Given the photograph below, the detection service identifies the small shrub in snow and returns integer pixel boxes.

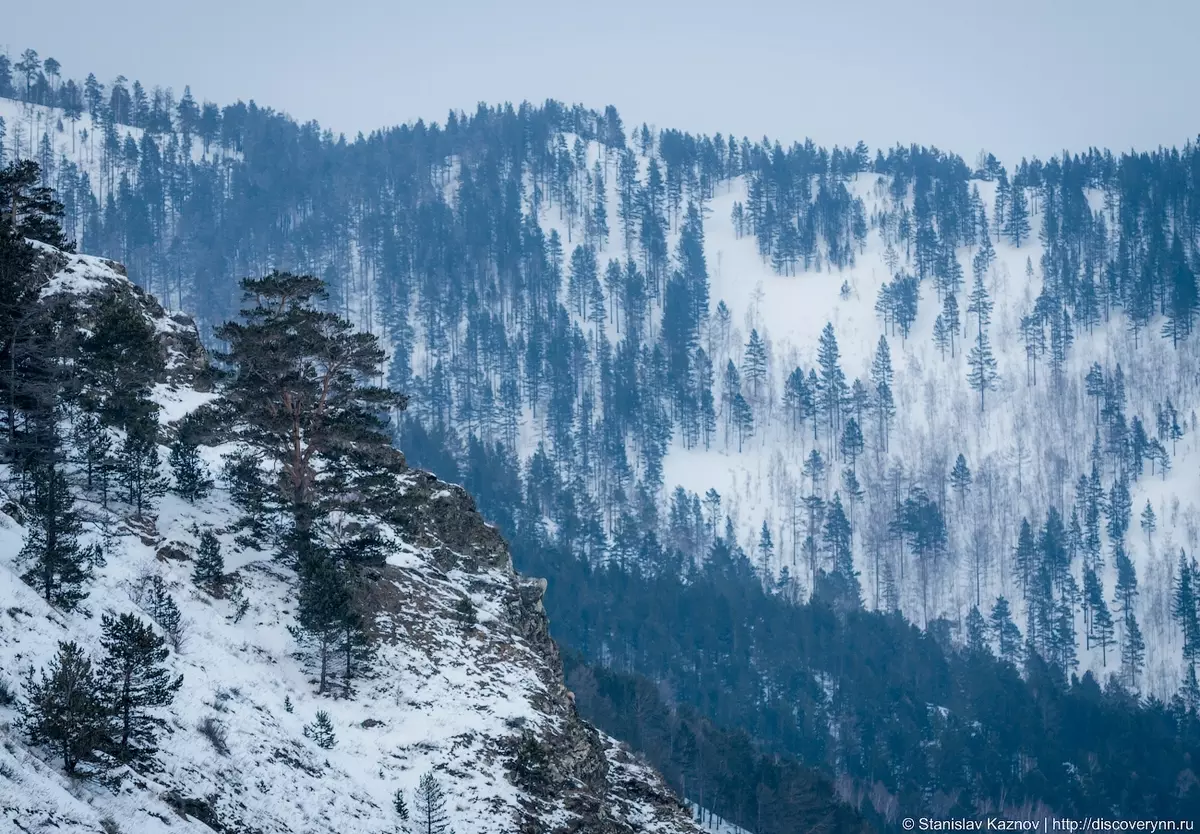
[454,596,477,632]
[303,710,336,749]
[197,716,229,756]
[228,582,250,624]
[284,695,293,713]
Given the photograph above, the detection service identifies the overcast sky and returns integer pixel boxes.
[7,0,1198,165]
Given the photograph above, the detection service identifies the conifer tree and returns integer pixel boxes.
[413,771,449,834]
[743,329,768,402]
[393,788,410,827]
[118,410,167,518]
[989,596,1022,665]
[19,460,94,609]
[170,431,212,502]
[949,454,972,506]
[193,528,225,588]
[212,273,407,557]
[99,612,183,764]
[966,605,990,656]
[294,552,351,694]
[1172,552,1200,687]
[1005,182,1031,246]
[1120,612,1146,692]
[966,327,999,412]
[24,641,108,774]
[304,710,336,748]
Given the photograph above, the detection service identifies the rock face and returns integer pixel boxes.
[0,250,703,834]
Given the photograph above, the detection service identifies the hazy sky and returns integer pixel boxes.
[7,0,1198,165]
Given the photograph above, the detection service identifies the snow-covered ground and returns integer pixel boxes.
[0,250,703,834]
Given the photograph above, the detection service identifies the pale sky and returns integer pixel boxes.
[7,0,1198,165]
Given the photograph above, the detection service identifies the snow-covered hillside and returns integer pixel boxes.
[521,136,1200,699]
[0,248,704,834]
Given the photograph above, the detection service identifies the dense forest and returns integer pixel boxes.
[3,46,1200,829]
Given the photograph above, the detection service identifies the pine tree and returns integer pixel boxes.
[99,612,183,764]
[304,710,336,748]
[19,461,95,609]
[212,272,408,555]
[932,314,950,359]
[394,788,410,826]
[294,552,351,694]
[966,605,990,656]
[169,432,212,502]
[989,596,1022,664]
[966,327,999,412]
[1172,552,1200,686]
[193,529,225,588]
[24,641,108,773]
[118,410,167,518]
[413,771,449,834]
[743,329,768,402]
[1120,612,1146,692]
[1005,182,1031,246]
[949,454,972,506]
[1140,501,1157,547]
[871,337,895,451]
[144,576,185,651]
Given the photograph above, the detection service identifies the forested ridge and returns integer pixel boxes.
[3,46,1200,830]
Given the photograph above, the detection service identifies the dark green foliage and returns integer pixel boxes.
[24,641,107,773]
[393,788,409,821]
[303,710,336,749]
[98,612,183,764]
[510,730,551,796]
[293,552,351,695]
[0,159,74,250]
[78,294,164,427]
[564,654,870,834]
[169,433,212,502]
[19,460,94,609]
[117,410,167,518]
[211,272,407,549]
[192,529,224,588]
[142,575,184,651]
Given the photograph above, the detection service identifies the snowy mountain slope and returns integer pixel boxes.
[0,248,706,834]
[518,137,1200,698]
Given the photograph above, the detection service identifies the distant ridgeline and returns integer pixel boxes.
[4,45,1200,831]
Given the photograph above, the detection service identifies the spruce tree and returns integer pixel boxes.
[304,710,336,749]
[24,641,108,773]
[1005,182,1031,246]
[99,612,183,764]
[19,461,94,609]
[294,552,351,694]
[966,327,999,412]
[193,528,225,588]
[989,596,1022,665]
[966,606,990,656]
[170,432,212,502]
[413,771,449,834]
